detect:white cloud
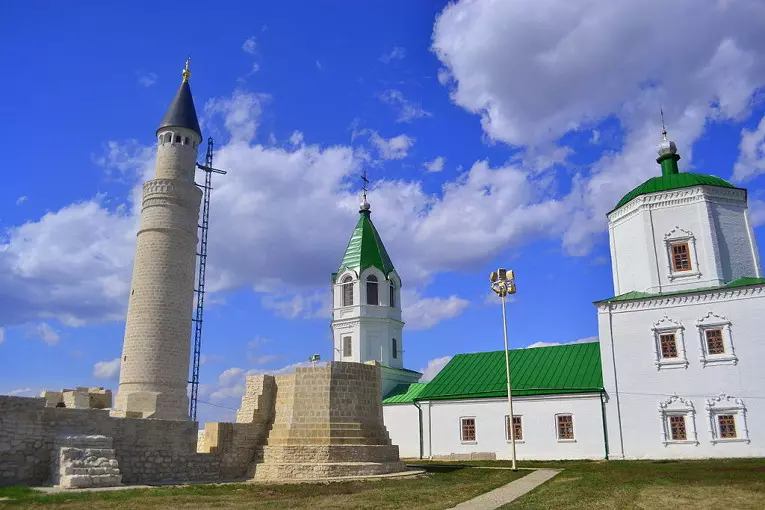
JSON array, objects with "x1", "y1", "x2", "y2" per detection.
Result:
[
  {"x1": 316, "y1": 60, "x2": 322, "y2": 70},
  {"x1": 200, "y1": 354, "x2": 224, "y2": 365},
  {"x1": 380, "y1": 89, "x2": 431, "y2": 123},
  {"x1": 261, "y1": 291, "x2": 330, "y2": 320},
  {"x1": 209, "y1": 361, "x2": 312, "y2": 403},
  {"x1": 288, "y1": 130, "x2": 304, "y2": 146},
  {"x1": 33, "y1": 322, "x2": 60, "y2": 346},
  {"x1": 419, "y1": 356, "x2": 452, "y2": 382},
  {"x1": 217, "y1": 367, "x2": 245, "y2": 387},
  {"x1": 16, "y1": 196, "x2": 27, "y2": 205},
  {"x1": 242, "y1": 36, "x2": 257, "y2": 54},
  {"x1": 590, "y1": 130, "x2": 601, "y2": 144},
  {"x1": 137, "y1": 72, "x2": 157, "y2": 88},
  {"x1": 0, "y1": 327, "x2": 4, "y2": 345},
  {"x1": 733, "y1": 116, "x2": 765, "y2": 181},
  {"x1": 93, "y1": 358, "x2": 120, "y2": 379},
  {"x1": 370, "y1": 132, "x2": 415, "y2": 160},
  {"x1": 403, "y1": 289, "x2": 470, "y2": 330},
  {"x1": 433, "y1": 0, "x2": 765, "y2": 252},
  {"x1": 379, "y1": 46, "x2": 406, "y2": 64},
  {"x1": 526, "y1": 336, "x2": 598, "y2": 349},
  {"x1": 424, "y1": 156, "x2": 445, "y2": 173},
  {"x1": 7, "y1": 388, "x2": 35, "y2": 397},
  {"x1": 250, "y1": 62, "x2": 260, "y2": 74}
]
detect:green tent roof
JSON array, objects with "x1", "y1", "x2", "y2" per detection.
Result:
[
  {"x1": 611, "y1": 172, "x2": 741, "y2": 213},
  {"x1": 336, "y1": 209, "x2": 395, "y2": 279},
  {"x1": 383, "y1": 343, "x2": 603, "y2": 404},
  {"x1": 594, "y1": 277, "x2": 765, "y2": 304}
]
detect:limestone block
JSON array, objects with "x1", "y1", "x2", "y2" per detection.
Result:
[{"x1": 52, "y1": 435, "x2": 122, "y2": 489}]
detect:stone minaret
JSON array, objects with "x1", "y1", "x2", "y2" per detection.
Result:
[{"x1": 113, "y1": 60, "x2": 203, "y2": 421}]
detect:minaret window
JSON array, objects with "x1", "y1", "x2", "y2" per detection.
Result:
[
  {"x1": 392, "y1": 338, "x2": 397, "y2": 359},
  {"x1": 174, "y1": 135, "x2": 181, "y2": 143},
  {"x1": 366, "y1": 275, "x2": 379, "y2": 305},
  {"x1": 164, "y1": 133, "x2": 172, "y2": 144},
  {"x1": 184, "y1": 137, "x2": 190, "y2": 145},
  {"x1": 389, "y1": 282, "x2": 395, "y2": 307},
  {"x1": 341, "y1": 275, "x2": 354, "y2": 306}
]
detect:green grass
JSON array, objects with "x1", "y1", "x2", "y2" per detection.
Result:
[
  {"x1": 409, "y1": 458, "x2": 765, "y2": 509},
  {"x1": 0, "y1": 465, "x2": 525, "y2": 509}
]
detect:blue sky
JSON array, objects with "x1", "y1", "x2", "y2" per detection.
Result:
[{"x1": 2, "y1": 0, "x2": 765, "y2": 423}]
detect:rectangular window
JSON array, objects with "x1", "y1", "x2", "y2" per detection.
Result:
[
  {"x1": 342, "y1": 336, "x2": 352, "y2": 357},
  {"x1": 705, "y1": 329, "x2": 725, "y2": 355},
  {"x1": 389, "y1": 285, "x2": 395, "y2": 308},
  {"x1": 718, "y1": 414, "x2": 737, "y2": 439},
  {"x1": 556, "y1": 414, "x2": 574, "y2": 440},
  {"x1": 660, "y1": 334, "x2": 678, "y2": 358},
  {"x1": 460, "y1": 417, "x2": 476, "y2": 442},
  {"x1": 505, "y1": 415, "x2": 523, "y2": 441},
  {"x1": 671, "y1": 243, "x2": 692, "y2": 272},
  {"x1": 391, "y1": 338, "x2": 398, "y2": 359},
  {"x1": 669, "y1": 416, "x2": 687, "y2": 440}
]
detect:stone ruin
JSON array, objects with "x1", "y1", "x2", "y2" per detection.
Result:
[
  {"x1": 0, "y1": 362, "x2": 413, "y2": 487},
  {"x1": 39, "y1": 387, "x2": 112, "y2": 410}
]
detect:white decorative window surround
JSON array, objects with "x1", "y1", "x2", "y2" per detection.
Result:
[
  {"x1": 460, "y1": 417, "x2": 477, "y2": 444},
  {"x1": 663, "y1": 226, "x2": 702, "y2": 281},
  {"x1": 505, "y1": 415, "x2": 524, "y2": 443},
  {"x1": 555, "y1": 414, "x2": 575, "y2": 442},
  {"x1": 659, "y1": 395, "x2": 699, "y2": 446},
  {"x1": 651, "y1": 316, "x2": 689, "y2": 370},
  {"x1": 696, "y1": 312, "x2": 738, "y2": 367},
  {"x1": 705, "y1": 394, "x2": 750, "y2": 444}
]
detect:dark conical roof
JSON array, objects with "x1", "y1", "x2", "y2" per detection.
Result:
[{"x1": 157, "y1": 78, "x2": 201, "y2": 137}]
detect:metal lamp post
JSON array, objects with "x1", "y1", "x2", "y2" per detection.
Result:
[{"x1": 490, "y1": 268, "x2": 518, "y2": 471}]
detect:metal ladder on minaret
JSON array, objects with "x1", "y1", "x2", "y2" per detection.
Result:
[{"x1": 189, "y1": 137, "x2": 227, "y2": 421}]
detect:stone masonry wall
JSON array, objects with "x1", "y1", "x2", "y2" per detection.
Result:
[{"x1": 0, "y1": 396, "x2": 256, "y2": 486}]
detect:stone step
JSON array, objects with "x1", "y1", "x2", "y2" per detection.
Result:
[
  {"x1": 250, "y1": 461, "x2": 409, "y2": 481},
  {"x1": 253, "y1": 445, "x2": 400, "y2": 464},
  {"x1": 264, "y1": 436, "x2": 392, "y2": 446}
]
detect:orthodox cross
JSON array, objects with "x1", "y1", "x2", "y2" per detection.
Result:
[
  {"x1": 361, "y1": 170, "x2": 369, "y2": 202},
  {"x1": 660, "y1": 106, "x2": 668, "y2": 139}
]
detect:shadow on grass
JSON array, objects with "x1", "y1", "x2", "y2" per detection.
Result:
[{"x1": 408, "y1": 464, "x2": 467, "y2": 474}]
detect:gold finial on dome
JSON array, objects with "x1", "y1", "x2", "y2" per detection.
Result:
[{"x1": 182, "y1": 57, "x2": 191, "y2": 82}]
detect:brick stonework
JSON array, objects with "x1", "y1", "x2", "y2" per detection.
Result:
[{"x1": 113, "y1": 127, "x2": 202, "y2": 421}]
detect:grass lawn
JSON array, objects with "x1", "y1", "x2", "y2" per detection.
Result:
[
  {"x1": 411, "y1": 458, "x2": 765, "y2": 509},
  {"x1": 0, "y1": 465, "x2": 525, "y2": 509}
]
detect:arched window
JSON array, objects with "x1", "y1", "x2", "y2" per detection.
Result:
[
  {"x1": 341, "y1": 275, "x2": 354, "y2": 307},
  {"x1": 165, "y1": 133, "x2": 173, "y2": 143},
  {"x1": 366, "y1": 275, "x2": 378, "y2": 305},
  {"x1": 184, "y1": 136, "x2": 190, "y2": 145},
  {"x1": 392, "y1": 338, "x2": 398, "y2": 359},
  {"x1": 174, "y1": 135, "x2": 181, "y2": 143},
  {"x1": 389, "y1": 282, "x2": 396, "y2": 308}
]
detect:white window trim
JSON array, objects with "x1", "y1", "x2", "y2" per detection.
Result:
[
  {"x1": 696, "y1": 312, "x2": 738, "y2": 367},
  {"x1": 659, "y1": 395, "x2": 699, "y2": 446},
  {"x1": 555, "y1": 413, "x2": 576, "y2": 443},
  {"x1": 705, "y1": 393, "x2": 750, "y2": 445},
  {"x1": 663, "y1": 226, "x2": 702, "y2": 281},
  {"x1": 651, "y1": 316, "x2": 689, "y2": 370},
  {"x1": 342, "y1": 336, "x2": 353, "y2": 358},
  {"x1": 459, "y1": 416, "x2": 477, "y2": 444},
  {"x1": 504, "y1": 414, "x2": 525, "y2": 444}
]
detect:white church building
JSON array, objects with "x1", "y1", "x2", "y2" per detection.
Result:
[{"x1": 333, "y1": 130, "x2": 765, "y2": 461}]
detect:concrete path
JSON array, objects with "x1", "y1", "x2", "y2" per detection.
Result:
[{"x1": 449, "y1": 468, "x2": 561, "y2": 510}]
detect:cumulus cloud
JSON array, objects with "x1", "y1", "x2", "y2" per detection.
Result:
[
  {"x1": 32, "y1": 323, "x2": 61, "y2": 346},
  {"x1": 209, "y1": 361, "x2": 312, "y2": 402},
  {"x1": 7, "y1": 388, "x2": 36, "y2": 397},
  {"x1": 403, "y1": 289, "x2": 470, "y2": 330},
  {"x1": 433, "y1": 0, "x2": 765, "y2": 252},
  {"x1": 423, "y1": 156, "x2": 445, "y2": 173},
  {"x1": 733, "y1": 116, "x2": 765, "y2": 182},
  {"x1": 379, "y1": 89, "x2": 431, "y2": 123},
  {"x1": 526, "y1": 336, "x2": 598, "y2": 349},
  {"x1": 419, "y1": 356, "x2": 452, "y2": 382},
  {"x1": 93, "y1": 358, "x2": 120, "y2": 379},
  {"x1": 242, "y1": 36, "x2": 257, "y2": 54},
  {"x1": 16, "y1": 196, "x2": 27, "y2": 205},
  {"x1": 369, "y1": 132, "x2": 415, "y2": 160}
]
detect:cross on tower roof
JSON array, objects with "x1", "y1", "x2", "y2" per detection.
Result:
[{"x1": 360, "y1": 170, "x2": 371, "y2": 211}]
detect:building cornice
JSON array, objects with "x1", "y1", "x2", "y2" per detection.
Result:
[
  {"x1": 608, "y1": 186, "x2": 747, "y2": 227},
  {"x1": 596, "y1": 285, "x2": 765, "y2": 313}
]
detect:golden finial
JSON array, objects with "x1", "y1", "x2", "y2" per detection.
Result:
[{"x1": 182, "y1": 57, "x2": 191, "y2": 81}]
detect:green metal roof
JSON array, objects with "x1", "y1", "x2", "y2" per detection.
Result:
[
  {"x1": 336, "y1": 210, "x2": 395, "y2": 279},
  {"x1": 595, "y1": 277, "x2": 765, "y2": 304},
  {"x1": 402, "y1": 343, "x2": 603, "y2": 403},
  {"x1": 611, "y1": 172, "x2": 741, "y2": 213},
  {"x1": 383, "y1": 382, "x2": 429, "y2": 404}
]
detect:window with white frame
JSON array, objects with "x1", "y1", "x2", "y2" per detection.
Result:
[
  {"x1": 366, "y1": 275, "x2": 379, "y2": 305},
  {"x1": 663, "y1": 226, "x2": 701, "y2": 281},
  {"x1": 341, "y1": 275, "x2": 354, "y2": 307},
  {"x1": 695, "y1": 312, "x2": 738, "y2": 367},
  {"x1": 505, "y1": 415, "x2": 523, "y2": 442},
  {"x1": 556, "y1": 414, "x2": 575, "y2": 441},
  {"x1": 342, "y1": 336, "x2": 352, "y2": 358},
  {"x1": 651, "y1": 316, "x2": 689, "y2": 370},
  {"x1": 705, "y1": 394, "x2": 750, "y2": 444},
  {"x1": 659, "y1": 395, "x2": 699, "y2": 446},
  {"x1": 460, "y1": 417, "x2": 476, "y2": 443}
]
